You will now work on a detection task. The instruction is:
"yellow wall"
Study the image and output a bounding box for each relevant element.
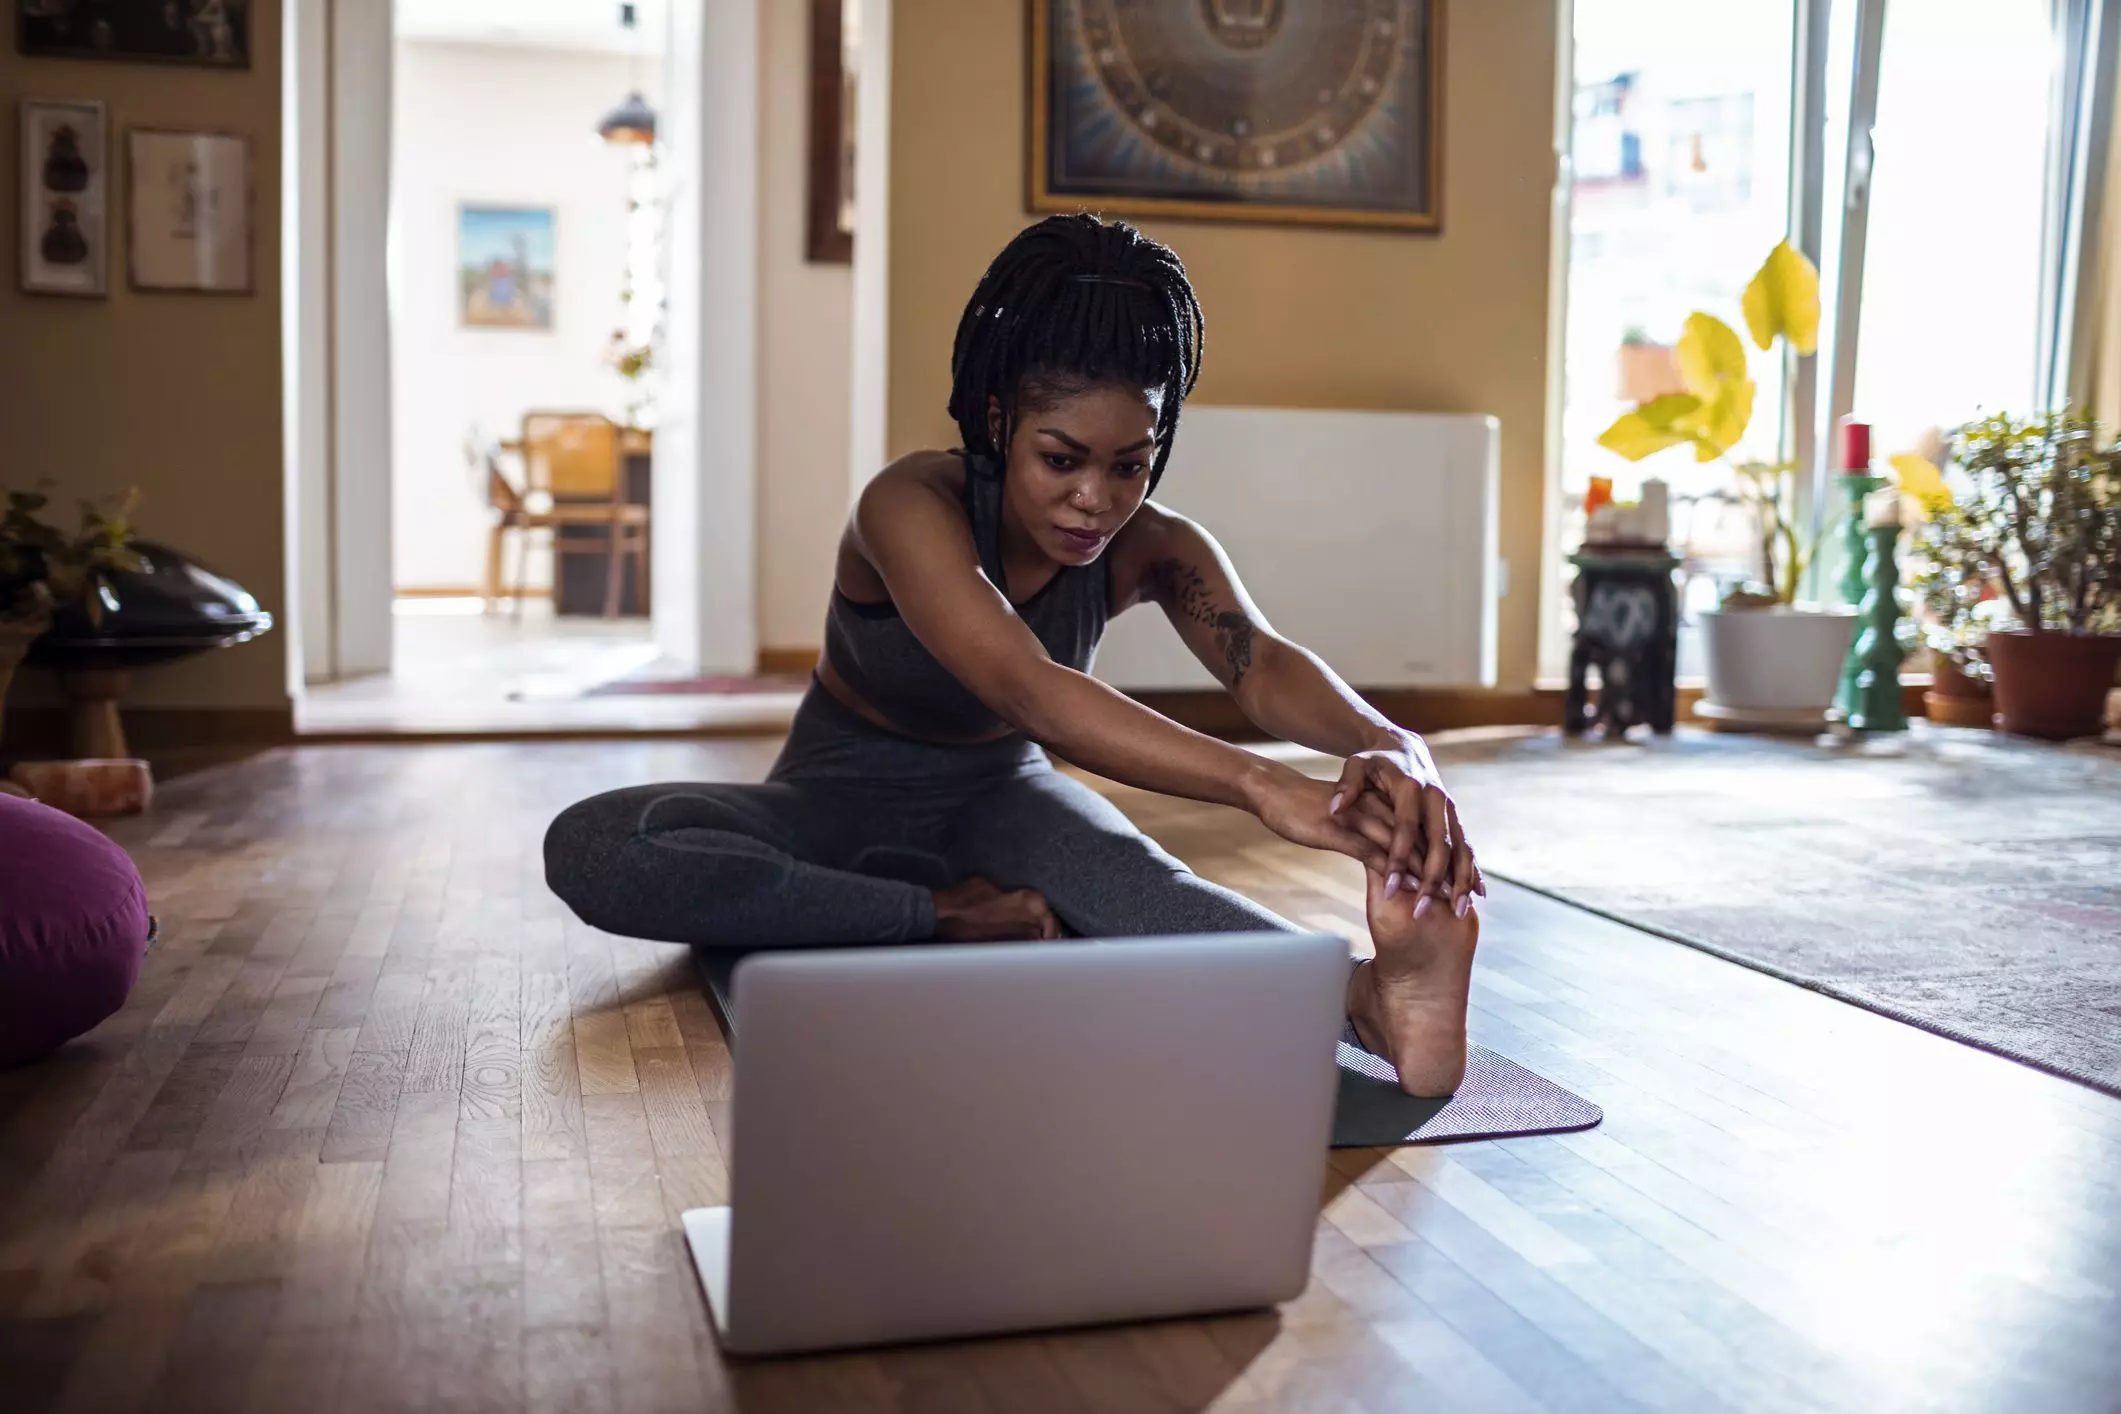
[758,0,854,653]
[1,16,287,710]
[887,0,1558,690]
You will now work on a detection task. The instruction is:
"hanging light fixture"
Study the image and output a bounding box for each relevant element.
[597,3,657,146]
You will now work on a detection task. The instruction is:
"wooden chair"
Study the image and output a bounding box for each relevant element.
[471,433,529,615]
[499,412,651,619]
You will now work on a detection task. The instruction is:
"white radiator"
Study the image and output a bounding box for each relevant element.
[1092,405,1500,691]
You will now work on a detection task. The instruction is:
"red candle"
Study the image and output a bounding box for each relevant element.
[1838,419,1872,474]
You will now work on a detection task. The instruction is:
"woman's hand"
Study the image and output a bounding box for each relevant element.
[1245,764,1394,872]
[1328,736,1484,916]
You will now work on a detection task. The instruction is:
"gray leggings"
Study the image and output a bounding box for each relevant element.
[543,680,1298,949]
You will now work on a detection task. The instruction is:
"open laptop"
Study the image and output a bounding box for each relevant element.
[681,930,1348,1356]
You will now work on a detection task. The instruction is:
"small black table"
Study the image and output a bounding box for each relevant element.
[1563,547,1680,738]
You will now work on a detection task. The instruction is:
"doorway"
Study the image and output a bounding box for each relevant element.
[282,0,785,735]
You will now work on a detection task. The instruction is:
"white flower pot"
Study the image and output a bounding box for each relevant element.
[1697,607,1858,723]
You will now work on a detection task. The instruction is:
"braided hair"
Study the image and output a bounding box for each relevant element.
[946,213,1204,593]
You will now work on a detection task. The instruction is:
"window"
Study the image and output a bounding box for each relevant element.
[1542,0,2101,684]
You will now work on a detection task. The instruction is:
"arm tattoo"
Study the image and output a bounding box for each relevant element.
[1147,557,1256,687]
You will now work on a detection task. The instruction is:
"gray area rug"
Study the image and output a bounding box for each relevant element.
[1417,726,2121,1097]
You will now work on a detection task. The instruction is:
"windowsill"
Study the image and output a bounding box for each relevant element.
[1531,672,1936,695]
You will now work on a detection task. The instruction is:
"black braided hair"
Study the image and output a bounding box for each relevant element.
[946,213,1204,594]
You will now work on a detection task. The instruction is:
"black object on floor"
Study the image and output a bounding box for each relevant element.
[692,947,1603,1150]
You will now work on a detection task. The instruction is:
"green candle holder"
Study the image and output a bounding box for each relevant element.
[1834,473,1886,718]
[1847,522,1907,732]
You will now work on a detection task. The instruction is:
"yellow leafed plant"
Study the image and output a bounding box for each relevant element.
[1596,241,1827,603]
[1741,240,1821,355]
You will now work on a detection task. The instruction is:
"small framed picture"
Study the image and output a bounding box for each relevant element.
[458,204,556,330]
[16,1,250,69]
[19,98,107,296]
[126,126,251,293]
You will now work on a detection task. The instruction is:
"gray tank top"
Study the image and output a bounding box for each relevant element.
[823,556,1112,740]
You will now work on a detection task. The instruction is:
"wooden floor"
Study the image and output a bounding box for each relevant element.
[3,740,2118,1414]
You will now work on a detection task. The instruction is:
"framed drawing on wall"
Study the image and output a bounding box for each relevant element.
[17,0,250,69]
[807,0,857,263]
[1028,0,1444,233]
[126,127,252,293]
[459,205,555,330]
[19,98,108,297]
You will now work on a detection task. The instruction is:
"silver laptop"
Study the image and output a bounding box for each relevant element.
[681,930,1348,1356]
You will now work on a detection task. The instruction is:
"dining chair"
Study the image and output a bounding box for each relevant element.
[513,411,651,619]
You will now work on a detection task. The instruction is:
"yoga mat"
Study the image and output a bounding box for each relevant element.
[692,947,1602,1149]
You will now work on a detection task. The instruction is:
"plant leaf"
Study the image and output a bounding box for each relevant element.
[1674,313,1748,400]
[1597,393,1703,462]
[1889,453,1951,515]
[1674,377,1756,461]
[1740,240,1821,354]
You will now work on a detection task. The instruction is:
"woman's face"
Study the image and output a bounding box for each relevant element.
[991,383,1160,568]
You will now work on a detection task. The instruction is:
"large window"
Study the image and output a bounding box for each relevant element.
[1852,0,2054,455]
[1556,1,1798,680]
[1543,0,2096,683]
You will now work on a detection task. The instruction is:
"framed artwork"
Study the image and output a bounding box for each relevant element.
[16,0,250,69]
[126,127,251,293]
[1028,0,1444,233]
[19,98,107,297]
[459,204,556,330]
[806,0,856,263]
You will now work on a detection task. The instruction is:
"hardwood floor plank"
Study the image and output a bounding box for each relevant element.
[583,1093,663,1232]
[49,1296,187,1414]
[402,964,473,1097]
[321,1049,406,1164]
[574,1011,640,1097]
[352,971,427,1057]
[521,971,587,1163]
[271,1027,360,1131]
[124,1040,246,1155]
[145,1277,281,1413]
[598,1225,711,1414]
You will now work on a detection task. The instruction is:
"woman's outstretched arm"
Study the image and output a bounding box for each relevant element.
[854,464,1393,871]
[1114,505,1484,914]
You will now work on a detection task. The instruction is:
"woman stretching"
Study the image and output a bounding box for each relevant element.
[546,215,1484,1094]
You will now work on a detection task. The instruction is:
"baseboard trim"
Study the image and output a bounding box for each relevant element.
[757,646,820,677]
[1137,678,1934,740]
[394,585,552,600]
[1133,689,1565,739]
[2,705,297,772]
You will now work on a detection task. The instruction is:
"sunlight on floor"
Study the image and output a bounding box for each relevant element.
[296,597,800,735]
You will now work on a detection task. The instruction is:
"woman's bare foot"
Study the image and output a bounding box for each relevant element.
[1346,871,1478,1096]
[931,877,1062,941]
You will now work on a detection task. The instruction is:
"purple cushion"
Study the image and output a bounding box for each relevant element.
[0,794,151,1067]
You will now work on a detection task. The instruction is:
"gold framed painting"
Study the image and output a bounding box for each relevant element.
[1028,0,1444,233]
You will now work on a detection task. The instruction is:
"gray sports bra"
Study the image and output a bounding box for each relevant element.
[822,555,1112,741]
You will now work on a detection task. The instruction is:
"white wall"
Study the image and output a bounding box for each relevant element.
[388,39,659,591]
[758,0,854,650]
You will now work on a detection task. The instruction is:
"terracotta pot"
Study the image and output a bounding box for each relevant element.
[1923,653,1993,728]
[1615,342,1686,403]
[0,618,50,749]
[1985,630,2121,740]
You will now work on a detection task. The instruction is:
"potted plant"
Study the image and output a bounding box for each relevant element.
[1905,470,1997,728]
[604,329,658,431]
[1615,325,1685,404]
[0,485,142,748]
[1597,242,1856,727]
[1907,412,2121,740]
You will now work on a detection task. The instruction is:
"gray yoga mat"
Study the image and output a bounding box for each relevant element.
[692,947,1602,1149]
